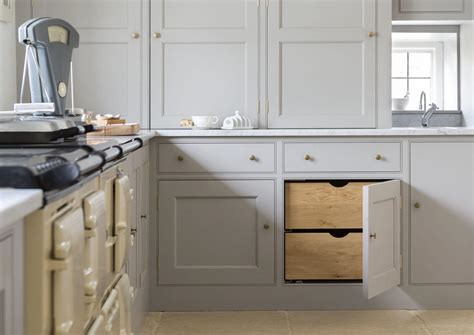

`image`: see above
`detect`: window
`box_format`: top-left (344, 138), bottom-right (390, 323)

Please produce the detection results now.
top-left (392, 29), bottom-right (459, 111)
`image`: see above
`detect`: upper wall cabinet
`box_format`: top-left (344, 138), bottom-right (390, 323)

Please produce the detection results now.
top-left (267, 0), bottom-right (381, 128)
top-left (150, 0), bottom-right (259, 128)
top-left (33, 0), bottom-right (145, 125)
top-left (393, 0), bottom-right (473, 20)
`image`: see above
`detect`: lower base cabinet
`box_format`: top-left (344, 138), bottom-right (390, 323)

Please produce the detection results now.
top-left (158, 180), bottom-right (275, 285)
top-left (285, 233), bottom-right (362, 281)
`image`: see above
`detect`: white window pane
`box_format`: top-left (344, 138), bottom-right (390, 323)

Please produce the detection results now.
top-left (392, 52), bottom-right (407, 77)
top-left (409, 53), bottom-right (432, 78)
top-left (407, 79), bottom-right (432, 110)
top-left (392, 79), bottom-right (408, 99)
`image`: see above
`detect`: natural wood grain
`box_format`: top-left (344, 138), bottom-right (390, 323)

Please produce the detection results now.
top-left (91, 123), bottom-right (140, 136)
top-left (285, 233), bottom-right (362, 280)
top-left (285, 182), bottom-right (373, 229)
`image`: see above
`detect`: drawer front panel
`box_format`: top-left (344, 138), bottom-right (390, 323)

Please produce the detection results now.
top-left (284, 142), bottom-right (401, 172)
top-left (158, 143), bottom-right (276, 173)
top-left (285, 181), bottom-right (372, 229)
top-left (285, 233), bottom-right (362, 281)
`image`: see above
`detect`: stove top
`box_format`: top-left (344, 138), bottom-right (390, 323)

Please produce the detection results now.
top-left (0, 144), bottom-right (105, 191)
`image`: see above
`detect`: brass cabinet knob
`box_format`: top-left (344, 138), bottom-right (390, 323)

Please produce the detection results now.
top-left (368, 31), bottom-right (377, 37)
top-left (375, 154), bottom-right (382, 161)
top-left (370, 233), bottom-right (377, 239)
top-left (263, 224), bottom-right (270, 230)
top-left (414, 202), bottom-right (421, 209)
top-left (249, 155), bottom-right (257, 161)
top-left (153, 32), bottom-right (161, 39)
top-left (304, 154), bottom-right (311, 161)
top-left (177, 155), bottom-right (184, 161)
top-left (131, 32), bottom-right (140, 39)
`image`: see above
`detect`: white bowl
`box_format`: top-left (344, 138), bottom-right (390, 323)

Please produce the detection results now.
top-left (392, 98), bottom-right (410, 111)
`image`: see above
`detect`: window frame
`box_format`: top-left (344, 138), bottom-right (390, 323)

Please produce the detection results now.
top-left (392, 42), bottom-right (444, 110)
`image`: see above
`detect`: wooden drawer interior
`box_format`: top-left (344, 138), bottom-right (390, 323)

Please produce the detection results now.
top-left (285, 181), bottom-right (373, 230)
top-left (285, 232), bottom-right (362, 281)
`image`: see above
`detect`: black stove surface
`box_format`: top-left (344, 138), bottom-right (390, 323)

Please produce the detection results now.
top-left (0, 143), bottom-right (106, 191)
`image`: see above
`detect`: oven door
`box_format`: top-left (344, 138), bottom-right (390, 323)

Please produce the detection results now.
top-left (52, 207), bottom-right (86, 334)
top-left (115, 173), bottom-right (131, 272)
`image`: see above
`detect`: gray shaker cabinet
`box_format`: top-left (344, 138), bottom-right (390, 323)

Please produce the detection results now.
top-left (158, 180), bottom-right (275, 285)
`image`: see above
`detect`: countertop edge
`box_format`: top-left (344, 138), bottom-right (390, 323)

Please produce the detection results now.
top-left (0, 189), bottom-right (43, 230)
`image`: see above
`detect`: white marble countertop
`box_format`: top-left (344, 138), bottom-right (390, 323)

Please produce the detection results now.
top-left (154, 127), bottom-right (474, 137)
top-left (0, 189), bottom-right (43, 230)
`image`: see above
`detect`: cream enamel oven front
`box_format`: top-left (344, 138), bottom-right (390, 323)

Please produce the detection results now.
top-left (24, 171), bottom-right (133, 334)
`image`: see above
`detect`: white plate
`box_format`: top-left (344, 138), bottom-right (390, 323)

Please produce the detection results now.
top-left (221, 127), bottom-right (255, 130)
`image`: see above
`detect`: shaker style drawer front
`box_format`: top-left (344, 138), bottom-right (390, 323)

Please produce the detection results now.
top-left (158, 143), bottom-right (276, 173)
top-left (285, 233), bottom-right (362, 281)
top-left (284, 142), bottom-right (401, 172)
top-left (285, 181), bottom-right (372, 230)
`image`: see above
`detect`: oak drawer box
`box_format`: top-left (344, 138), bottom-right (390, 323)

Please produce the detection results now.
top-left (284, 142), bottom-right (401, 172)
top-left (158, 143), bottom-right (276, 173)
top-left (285, 181), bottom-right (373, 229)
top-left (285, 233), bottom-right (362, 281)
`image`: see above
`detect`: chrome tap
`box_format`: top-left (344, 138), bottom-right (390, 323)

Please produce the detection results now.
top-left (422, 103), bottom-right (439, 127)
top-left (419, 91), bottom-right (427, 112)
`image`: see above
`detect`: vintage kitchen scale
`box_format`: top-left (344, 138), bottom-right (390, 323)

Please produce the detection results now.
top-left (0, 17), bottom-right (95, 144)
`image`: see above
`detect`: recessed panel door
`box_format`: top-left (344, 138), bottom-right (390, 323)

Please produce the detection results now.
top-left (267, 0), bottom-right (376, 128)
top-left (159, 180), bottom-right (275, 284)
top-left (363, 180), bottom-right (401, 299)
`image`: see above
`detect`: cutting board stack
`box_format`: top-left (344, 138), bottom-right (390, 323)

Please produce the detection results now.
top-left (91, 116), bottom-right (140, 136)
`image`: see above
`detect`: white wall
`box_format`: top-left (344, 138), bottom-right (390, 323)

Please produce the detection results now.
top-left (460, 21), bottom-right (474, 127)
top-left (0, 0), bottom-right (16, 111)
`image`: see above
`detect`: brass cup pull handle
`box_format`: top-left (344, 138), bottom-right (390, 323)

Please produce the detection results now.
top-left (375, 154), bottom-right (382, 161)
top-left (249, 155), bottom-right (257, 161)
top-left (177, 155), bottom-right (184, 161)
top-left (263, 224), bottom-right (270, 230)
top-left (304, 154), bottom-right (311, 161)
top-left (131, 32), bottom-right (140, 39)
top-left (414, 202), bottom-right (421, 209)
top-left (153, 32), bottom-right (161, 39)
top-left (370, 233), bottom-right (377, 239)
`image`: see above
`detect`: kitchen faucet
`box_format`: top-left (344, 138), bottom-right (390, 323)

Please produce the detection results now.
top-left (422, 103), bottom-right (439, 127)
top-left (419, 91), bottom-right (427, 112)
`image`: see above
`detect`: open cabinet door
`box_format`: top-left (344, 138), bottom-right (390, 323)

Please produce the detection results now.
top-left (363, 180), bottom-right (401, 299)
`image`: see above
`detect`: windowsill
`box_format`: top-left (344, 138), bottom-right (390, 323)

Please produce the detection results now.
top-left (392, 110), bottom-right (462, 114)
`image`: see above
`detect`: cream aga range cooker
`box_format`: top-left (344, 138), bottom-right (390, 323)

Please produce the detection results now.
top-left (0, 138), bottom-right (142, 334)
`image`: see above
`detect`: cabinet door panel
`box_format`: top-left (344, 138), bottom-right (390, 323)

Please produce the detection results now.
top-left (0, 236), bottom-right (13, 335)
top-left (33, 0), bottom-right (143, 124)
top-left (151, 0), bottom-right (259, 128)
top-left (363, 180), bottom-right (401, 299)
top-left (410, 142), bottom-right (474, 284)
top-left (400, 0), bottom-right (464, 12)
top-left (268, 0), bottom-right (376, 128)
top-left (159, 180), bottom-right (275, 284)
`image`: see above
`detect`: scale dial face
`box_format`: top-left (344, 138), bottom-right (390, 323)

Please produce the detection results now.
top-left (58, 82), bottom-right (67, 98)
top-left (48, 25), bottom-right (69, 44)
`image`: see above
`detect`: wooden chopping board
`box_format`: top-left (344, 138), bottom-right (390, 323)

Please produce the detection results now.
top-left (91, 123), bottom-right (140, 136)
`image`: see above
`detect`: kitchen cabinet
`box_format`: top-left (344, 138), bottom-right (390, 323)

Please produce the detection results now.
top-left (158, 180), bottom-right (275, 285)
top-left (33, 0), bottom-right (145, 125)
top-left (393, 0), bottom-right (473, 20)
top-left (150, 0), bottom-right (259, 128)
top-left (284, 180), bottom-right (401, 299)
top-left (0, 223), bottom-right (22, 335)
top-left (267, 0), bottom-right (388, 128)
top-left (410, 142), bottom-right (474, 284)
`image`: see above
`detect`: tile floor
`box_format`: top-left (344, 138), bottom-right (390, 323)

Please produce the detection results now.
top-left (140, 310), bottom-right (474, 335)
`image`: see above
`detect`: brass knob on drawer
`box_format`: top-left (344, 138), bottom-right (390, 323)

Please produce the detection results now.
top-left (263, 224), bottom-right (270, 230)
top-left (153, 32), bottom-right (161, 39)
top-left (375, 154), bottom-right (382, 161)
top-left (414, 202), bottom-right (421, 209)
top-left (249, 155), bottom-right (257, 161)
top-left (177, 155), bottom-right (184, 161)
top-left (368, 31), bottom-right (377, 38)
top-left (131, 32), bottom-right (140, 39)
top-left (370, 233), bottom-right (377, 239)
top-left (304, 154), bottom-right (311, 161)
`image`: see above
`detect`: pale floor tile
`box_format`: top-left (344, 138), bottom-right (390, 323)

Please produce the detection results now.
top-left (287, 310), bottom-right (429, 335)
top-left (154, 311), bottom-right (291, 335)
top-left (411, 310), bottom-right (474, 335)
top-left (139, 312), bottom-right (163, 335)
